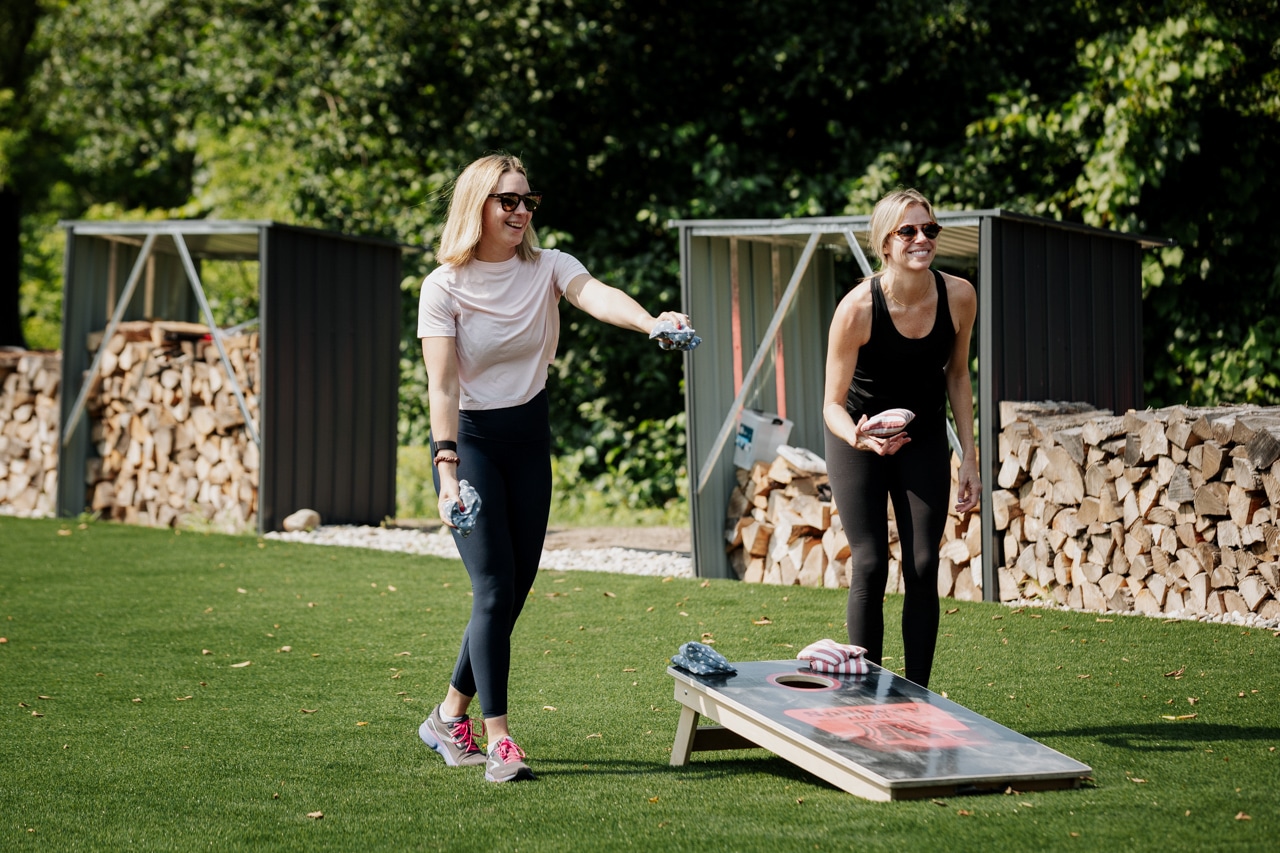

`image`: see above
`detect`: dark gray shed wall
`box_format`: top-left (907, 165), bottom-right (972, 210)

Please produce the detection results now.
top-left (260, 225), bottom-right (401, 532)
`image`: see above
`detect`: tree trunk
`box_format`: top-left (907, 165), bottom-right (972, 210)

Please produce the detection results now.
top-left (0, 185), bottom-right (27, 350)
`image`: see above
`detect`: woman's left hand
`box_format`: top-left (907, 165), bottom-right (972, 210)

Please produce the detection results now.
top-left (954, 457), bottom-right (981, 515)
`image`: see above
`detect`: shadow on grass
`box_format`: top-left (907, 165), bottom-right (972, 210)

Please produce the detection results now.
top-left (1024, 722), bottom-right (1280, 752)
top-left (531, 754), bottom-right (816, 783)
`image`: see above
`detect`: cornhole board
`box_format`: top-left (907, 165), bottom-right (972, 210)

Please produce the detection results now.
top-left (668, 660), bottom-right (1091, 801)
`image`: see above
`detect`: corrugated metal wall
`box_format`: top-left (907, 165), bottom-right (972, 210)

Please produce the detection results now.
top-left (260, 225), bottom-right (401, 532)
top-left (984, 217), bottom-right (1143, 414)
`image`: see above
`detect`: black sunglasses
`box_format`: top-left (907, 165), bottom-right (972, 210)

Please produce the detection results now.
top-left (487, 192), bottom-right (543, 212)
top-left (894, 222), bottom-right (942, 241)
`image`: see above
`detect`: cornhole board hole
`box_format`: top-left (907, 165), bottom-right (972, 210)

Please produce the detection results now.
top-left (668, 660), bottom-right (1091, 801)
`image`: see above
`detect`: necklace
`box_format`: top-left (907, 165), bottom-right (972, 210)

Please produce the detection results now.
top-left (884, 280), bottom-right (926, 308)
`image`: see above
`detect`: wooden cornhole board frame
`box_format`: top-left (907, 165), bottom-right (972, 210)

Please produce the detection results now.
top-left (668, 660), bottom-right (1091, 801)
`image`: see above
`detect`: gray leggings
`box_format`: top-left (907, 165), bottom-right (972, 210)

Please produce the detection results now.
top-left (824, 423), bottom-right (950, 688)
top-left (432, 391), bottom-right (552, 718)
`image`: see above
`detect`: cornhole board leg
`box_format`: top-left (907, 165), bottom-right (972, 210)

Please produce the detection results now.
top-left (671, 706), bottom-right (759, 765)
top-left (668, 661), bottom-right (1092, 802)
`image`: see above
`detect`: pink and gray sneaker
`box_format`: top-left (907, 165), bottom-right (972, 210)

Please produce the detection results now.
top-left (485, 736), bottom-right (535, 782)
top-left (419, 705), bottom-right (486, 767)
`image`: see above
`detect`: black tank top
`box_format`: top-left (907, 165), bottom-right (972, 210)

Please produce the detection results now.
top-left (845, 269), bottom-right (955, 433)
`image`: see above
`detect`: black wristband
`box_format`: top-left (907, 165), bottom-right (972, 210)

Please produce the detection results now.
top-left (432, 439), bottom-right (458, 455)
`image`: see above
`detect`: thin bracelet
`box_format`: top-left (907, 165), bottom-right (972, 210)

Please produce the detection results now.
top-left (433, 453), bottom-right (460, 466)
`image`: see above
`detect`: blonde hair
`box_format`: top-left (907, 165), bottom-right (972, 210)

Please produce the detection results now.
top-left (865, 188), bottom-right (936, 276)
top-left (436, 153), bottom-right (540, 265)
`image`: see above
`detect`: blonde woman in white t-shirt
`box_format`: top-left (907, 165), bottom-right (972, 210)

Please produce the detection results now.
top-left (416, 153), bottom-right (692, 782)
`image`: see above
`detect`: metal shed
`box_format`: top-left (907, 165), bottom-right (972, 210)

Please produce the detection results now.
top-left (56, 220), bottom-right (407, 533)
top-left (672, 209), bottom-right (1172, 596)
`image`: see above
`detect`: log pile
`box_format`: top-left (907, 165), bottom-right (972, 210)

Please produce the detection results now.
top-left (0, 350), bottom-right (62, 517)
top-left (724, 445), bottom-right (984, 601)
top-left (994, 402), bottom-right (1280, 621)
top-left (82, 321), bottom-right (261, 532)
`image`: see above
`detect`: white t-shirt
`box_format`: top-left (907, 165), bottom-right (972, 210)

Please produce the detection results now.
top-left (417, 249), bottom-right (589, 410)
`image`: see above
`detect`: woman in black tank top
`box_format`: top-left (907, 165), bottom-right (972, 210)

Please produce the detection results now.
top-left (822, 189), bottom-right (980, 689)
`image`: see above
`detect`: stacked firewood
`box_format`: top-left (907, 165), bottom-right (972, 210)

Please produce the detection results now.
top-left (724, 445), bottom-right (984, 601)
top-left (83, 320), bottom-right (260, 532)
top-left (0, 350), bottom-right (62, 517)
top-left (994, 402), bottom-right (1280, 620)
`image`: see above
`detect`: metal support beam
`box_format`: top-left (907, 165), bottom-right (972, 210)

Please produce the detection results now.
top-left (172, 234), bottom-right (262, 447)
top-left (60, 233), bottom-right (158, 449)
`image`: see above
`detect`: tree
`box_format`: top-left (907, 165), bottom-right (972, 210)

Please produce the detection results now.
top-left (0, 0), bottom-right (52, 349)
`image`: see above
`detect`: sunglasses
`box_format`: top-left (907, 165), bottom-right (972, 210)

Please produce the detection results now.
top-left (487, 192), bottom-right (543, 212)
top-left (893, 222), bottom-right (942, 241)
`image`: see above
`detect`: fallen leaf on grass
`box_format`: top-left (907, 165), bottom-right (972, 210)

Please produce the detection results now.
top-left (648, 796), bottom-right (660, 803)
top-left (300, 709), bottom-right (317, 714)
top-left (1235, 812), bottom-right (1251, 821)
top-left (543, 706), bottom-right (557, 711)
top-left (230, 661), bottom-right (251, 668)
top-left (395, 651), bottom-right (411, 657)
top-left (1164, 667), bottom-right (1186, 679)
top-left (175, 696), bottom-right (193, 701)
top-left (1127, 777), bottom-right (1146, 784)
top-left (1161, 714), bottom-right (1197, 721)
top-left (31, 711), bottom-right (43, 717)
top-left (278, 646), bottom-right (292, 653)
top-left (57, 528), bottom-right (72, 536)
top-left (202, 649), bottom-right (212, 655)
top-left (586, 732), bottom-right (602, 739)
top-left (752, 617), bottom-right (773, 626)
top-left (623, 668), bottom-right (636, 672)
top-left (1077, 674), bottom-right (1092, 679)
top-left (956, 809), bottom-right (972, 817)
top-left (307, 811), bottom-right (323, 820)
top-left (0, 637), bottom-right (7, 643)
top-left (603, 591), bottom-right (616, 598)
top-left (37, 696), bottom-right (52, 700)
top-left (356, 721), bottom-right (368, 726)
top-left (945, 608), bottom-right (959, 615)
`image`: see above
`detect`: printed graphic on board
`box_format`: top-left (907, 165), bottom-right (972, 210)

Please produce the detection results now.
top-left (784, 701), bottom-right (988, 752)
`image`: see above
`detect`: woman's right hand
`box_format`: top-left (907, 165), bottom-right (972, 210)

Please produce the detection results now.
top-left (852, 414), bottom-right (911, 456)
top-left (437, 485), bottom-right (461, 529)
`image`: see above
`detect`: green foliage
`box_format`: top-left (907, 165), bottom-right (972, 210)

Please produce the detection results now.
top-left (10, 0), bottom-right (1280, 507)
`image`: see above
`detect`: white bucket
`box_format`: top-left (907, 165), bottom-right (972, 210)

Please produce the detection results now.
top-left (733, 409), bottom-right (794, 469)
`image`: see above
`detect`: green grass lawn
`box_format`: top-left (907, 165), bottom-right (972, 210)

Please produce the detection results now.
top-left (1, 516), bottom-right (1277, 852)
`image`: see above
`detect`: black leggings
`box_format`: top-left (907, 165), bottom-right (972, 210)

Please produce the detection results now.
top-left (432, 391), bottom-right (552, 719)
top-left (824, 423), bottom-right (950, 688)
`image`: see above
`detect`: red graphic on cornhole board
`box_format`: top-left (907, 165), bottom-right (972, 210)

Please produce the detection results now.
top-left (785, 702), bottom-right (987, 752)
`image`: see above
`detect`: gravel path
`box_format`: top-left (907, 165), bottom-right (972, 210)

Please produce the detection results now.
top-left (264, 524), bottom-right (1280, 632)
top-left (264, 524), bottom-right (695, 578)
